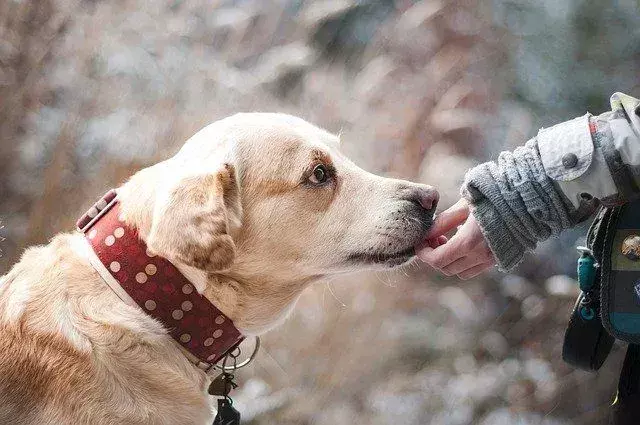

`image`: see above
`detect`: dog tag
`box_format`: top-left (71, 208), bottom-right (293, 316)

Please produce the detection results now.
top-left (213, 398), bottom-right (240, 425)
top-left (208, 373), bottom-right (236, 396)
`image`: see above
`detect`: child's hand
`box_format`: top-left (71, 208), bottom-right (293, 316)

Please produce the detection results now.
top-left (416, 199), bottom-right (495, 279)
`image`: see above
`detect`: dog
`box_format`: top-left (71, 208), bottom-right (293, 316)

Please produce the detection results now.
top-left (0, 113), bottom-right (438, 425)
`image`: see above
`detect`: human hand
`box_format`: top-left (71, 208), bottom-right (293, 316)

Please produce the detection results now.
top-left (416, 198), bottom-right (496, 279)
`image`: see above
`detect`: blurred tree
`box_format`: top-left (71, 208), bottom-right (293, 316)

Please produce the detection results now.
top-left (493, 0), bottom-right (640, 121)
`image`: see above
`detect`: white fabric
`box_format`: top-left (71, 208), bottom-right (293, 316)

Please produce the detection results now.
top-left (537, 112), bottom-right (622, 207)
top-left (556, 146), bottom-right (618, 208)
top-left (611, 117), bottom-right (640, 167)
top-left (538, 113), bottom-right (593, 181)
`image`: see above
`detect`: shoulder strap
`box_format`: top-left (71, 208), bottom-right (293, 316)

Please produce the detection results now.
top-left (611, 344), bottom-right (640, 425)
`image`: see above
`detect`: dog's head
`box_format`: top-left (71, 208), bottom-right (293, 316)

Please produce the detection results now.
top-left (119, 113), bottom-right (437, 332)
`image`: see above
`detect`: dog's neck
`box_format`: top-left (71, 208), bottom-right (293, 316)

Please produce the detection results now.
top-left (116, 177), bottom-right (313, 336)
top-left (166, 265), bottom-right (309, 335)
top-left (203, 273), bottom-right (311, 335)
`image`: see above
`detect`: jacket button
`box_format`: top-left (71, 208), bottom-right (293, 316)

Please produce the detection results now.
top-left (562, 153), bottom-right (578, 169)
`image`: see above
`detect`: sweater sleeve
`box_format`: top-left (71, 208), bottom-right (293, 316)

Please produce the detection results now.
top-left (462, 93), bottom-right (640, 271)
top-left (461, 139), bottom-right (579, 271)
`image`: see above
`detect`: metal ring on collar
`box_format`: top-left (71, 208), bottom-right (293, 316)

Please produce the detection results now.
top-left (215, 336), bottom-right (260, 371)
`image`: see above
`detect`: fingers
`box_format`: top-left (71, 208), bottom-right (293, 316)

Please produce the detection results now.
top-left (417, 209), bottom-right (496, 280)
top-left (457, 261), bottom-right (495, 280)
top-left (426, 235), bottom-right (448, 249)
top-left (418, 215), bottom-right (482, 269)
top-left (426, 198), bottom-right (470, 238)
top-left (440, 245), bottom-right (494, 276)
top-left (416, 236), bottom-right (448, 255)
top-left (418, 233), bottom-right (465, 268)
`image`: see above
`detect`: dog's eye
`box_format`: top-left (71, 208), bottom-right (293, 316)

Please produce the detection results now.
top-left (309, 164), bottom-right (328, 184)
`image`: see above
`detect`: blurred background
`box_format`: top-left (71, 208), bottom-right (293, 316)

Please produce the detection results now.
top-left (1, 0), bottom-right (639, 423)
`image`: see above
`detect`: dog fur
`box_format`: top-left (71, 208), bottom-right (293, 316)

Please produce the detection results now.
top-left (0, 113), bottom-right (437, 425)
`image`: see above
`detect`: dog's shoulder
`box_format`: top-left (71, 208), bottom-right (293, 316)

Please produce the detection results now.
top-left (0, 234), bottom-right (98, 422)
top-left (0, 233), bottom-right (213, 424)
top-left (0, 317), bottom-right (95, 424)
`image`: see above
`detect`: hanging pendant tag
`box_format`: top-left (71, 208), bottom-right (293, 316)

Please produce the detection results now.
top-left (562, 291), bottom-right (614, 370)
top-left (213, 398), bottom-right (240, 425)
top-left (208, 373), bottom-right (236, 396)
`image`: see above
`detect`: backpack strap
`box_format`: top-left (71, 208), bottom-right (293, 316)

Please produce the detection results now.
top-left (611, 344), bottom-right (640, 425)
top-left (562, 206), bottom-right (615, 370)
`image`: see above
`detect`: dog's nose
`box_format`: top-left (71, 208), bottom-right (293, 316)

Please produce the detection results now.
top-left (407, 186), bottom-right (439, 212)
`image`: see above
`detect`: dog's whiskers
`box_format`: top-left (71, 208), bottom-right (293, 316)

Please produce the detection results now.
top-left (373, 270), bottom-right (397, 288)
top-left (325, 282), bottom-right (346, 308)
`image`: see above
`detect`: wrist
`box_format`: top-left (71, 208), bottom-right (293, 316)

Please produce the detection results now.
top-left (467, 197), bottom-right (525, 272)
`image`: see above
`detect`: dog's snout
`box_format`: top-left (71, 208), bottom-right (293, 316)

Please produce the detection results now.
top-left (406, 186), bottom-right (439, 212)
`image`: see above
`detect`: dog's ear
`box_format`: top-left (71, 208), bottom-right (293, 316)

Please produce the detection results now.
top-left (147, 163), bottom-right (241, 272)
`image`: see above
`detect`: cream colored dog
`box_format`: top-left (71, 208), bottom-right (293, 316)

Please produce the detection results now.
top-left (0, 113), bottom-right (437, 425)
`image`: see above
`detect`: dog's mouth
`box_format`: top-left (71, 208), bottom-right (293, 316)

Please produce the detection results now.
top-left (346, 207), bottom-right (434, 268)
top-left (347, 246), bottom-right (417, 268)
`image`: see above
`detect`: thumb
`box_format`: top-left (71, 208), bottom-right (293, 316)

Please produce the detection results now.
top-left (426, 198), bottom-right (470, 238)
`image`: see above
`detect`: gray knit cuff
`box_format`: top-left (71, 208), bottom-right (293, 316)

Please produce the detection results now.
top-left (462, 162), bottom-right (530, 272)
top-left (461, 138), bottom-right (575, 272)
top-left (469, 198), bottom-right (526, 272)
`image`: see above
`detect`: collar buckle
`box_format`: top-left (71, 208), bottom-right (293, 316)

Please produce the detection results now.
top-left (76, 189), bottom-right (119, 233)
top-left (211, 336), bottom-right (260, 373)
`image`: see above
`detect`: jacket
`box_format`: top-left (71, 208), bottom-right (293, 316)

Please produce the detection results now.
top-left (463, 93), bottom-right (640, 271)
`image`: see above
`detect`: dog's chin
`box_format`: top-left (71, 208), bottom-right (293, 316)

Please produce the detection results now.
top-left (346, 246), bottom-right (416, 269)
top-left (346, 218), bottom-right (433, 269)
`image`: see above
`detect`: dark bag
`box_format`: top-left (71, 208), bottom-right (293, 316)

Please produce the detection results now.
top-left (610, 344), bottom-right (640, 425)
top-left (564, 199), bottom-right (640, 369)
top-left (599, 200), bottom-right (640, 343)
top-left (562, 206), bottom-right (615, 370)
top-left (562, 200), bottom-right (640, 424)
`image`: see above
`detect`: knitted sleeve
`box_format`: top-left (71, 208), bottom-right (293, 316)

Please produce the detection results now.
top-left (462, 93), bottom-right (640, 271)
top-left (461, 138), bottom-right (580, 271)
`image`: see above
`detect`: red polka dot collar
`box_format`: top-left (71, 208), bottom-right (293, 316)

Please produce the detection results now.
top-left (77, 190), bottom-right (244, 371)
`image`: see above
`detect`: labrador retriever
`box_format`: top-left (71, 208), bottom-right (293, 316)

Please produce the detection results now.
top-left (0, 113), bottom-right (437, 425)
